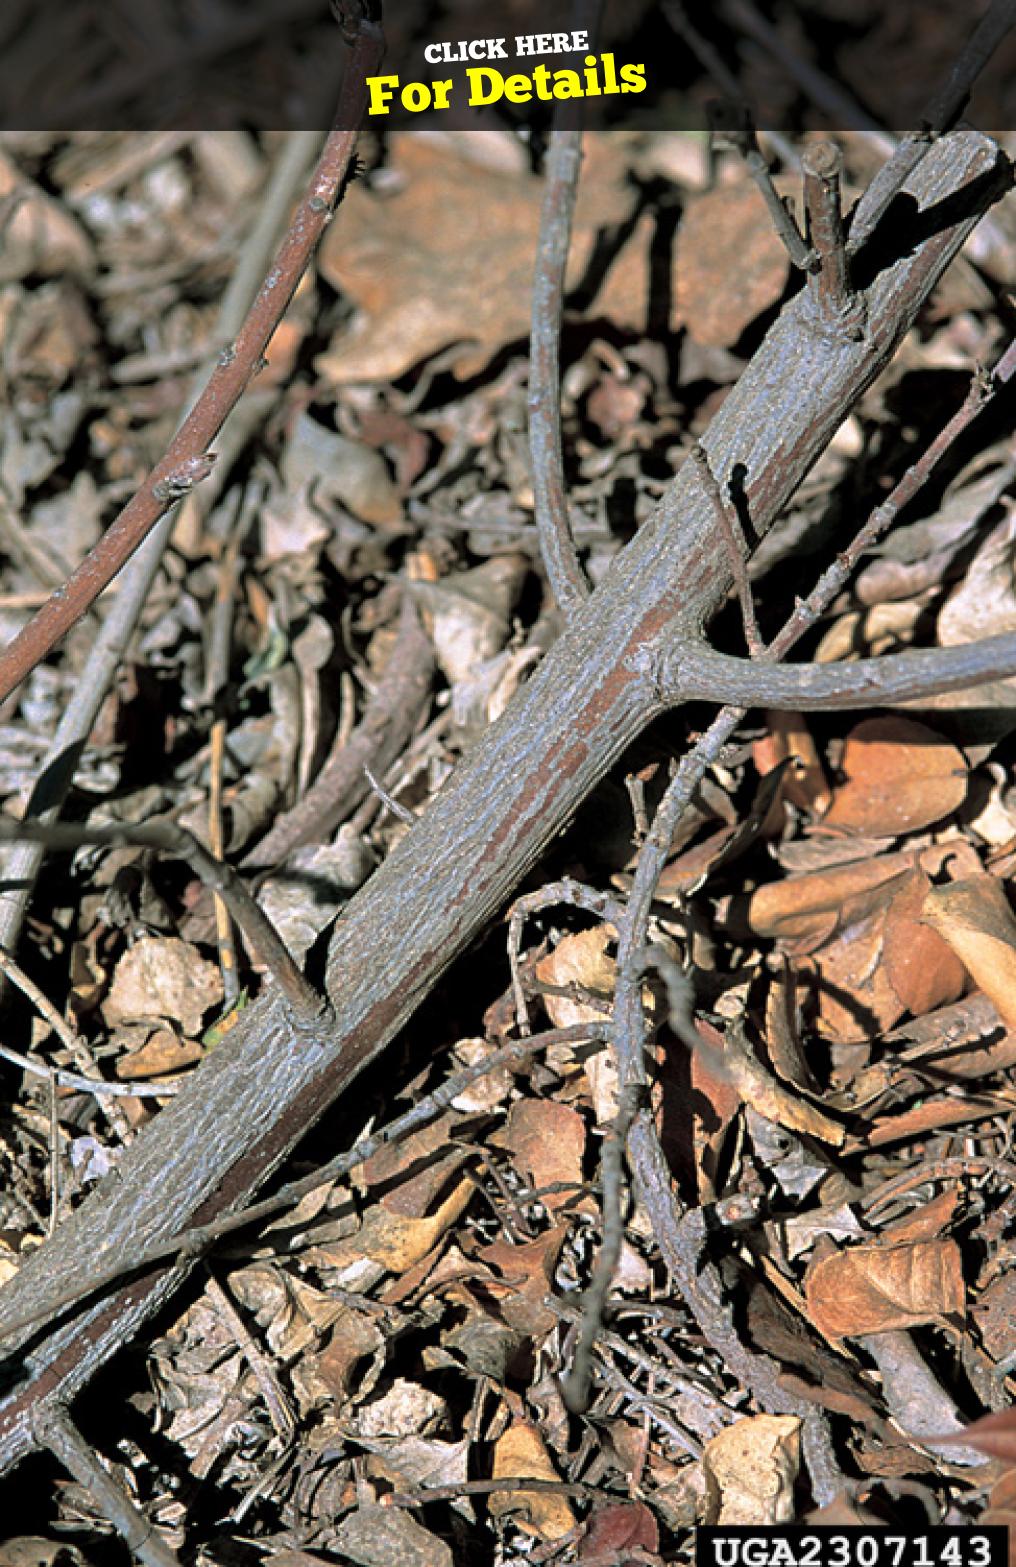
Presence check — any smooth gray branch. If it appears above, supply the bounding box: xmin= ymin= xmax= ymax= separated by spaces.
xmin=662 ymin=634 xmax=1016 ymax=712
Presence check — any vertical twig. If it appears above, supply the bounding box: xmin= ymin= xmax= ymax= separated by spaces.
xmin=528 ymin=129 xmax=591 ymax=617
xmin=802 ymin=140 xmax=863 ymax=336
xmin=689 ymin=443 xmax=763 ymax=654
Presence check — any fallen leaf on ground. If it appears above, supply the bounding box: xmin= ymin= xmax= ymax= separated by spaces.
xmin=102 ymin=935 xmax=223 ymax=1036
xmin=921 ymin=875 xmax=1016 ymax=1030
xmin=806 ymin=1237 xmax=964 ymax=1338
xmin=702 ymin=1415 xmax=801 ymax=1524
xmin=318 ymin=136 xmax=636 ymax=383
xmin=489 ymin=1421 xmax=576 ymax=1541
xmin=498 ymin=1098 xmax=586 ymax=1212
xmin=675 ymin=179 xmax=790 ymax=346
xmin=823 ymin=716 xmax=968 ymax=835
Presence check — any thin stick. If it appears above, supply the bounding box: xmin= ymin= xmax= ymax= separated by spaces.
xmin=0 ymin=1022 xmax=609 ymax=1341
xmin=0 ymin=129 xmax=326 ymax=965
xmin=802 ymin=140 xmax=862 ymax=336
xmin=689 ymin=443 xmax=763 ymax=655
xmin=528 ymin=130 xmax=591 ymax=617
xmin=32 ymin=1404 xmax=182 ymax=1567
xmin=0 ymin=20 xmax=383 ymax=706
xmin=0 ymin=819 xmax=324 ymax=1020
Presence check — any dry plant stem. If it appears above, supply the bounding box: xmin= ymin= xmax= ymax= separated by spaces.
xmin=0 ymin=22 xmax=383 ymax=708
xmin=529 ymin=129 xmax=591 ymax=616
xmin=242 ymin=595 xmax=434 ymax=867
xmin=689 ymin=443 xmax=763 ymax=654
xmin=0 ymin=819 xmax=322 ymax=1019
xmin=32 ymin=1404 xmax=181 ymax=1567
xmin=0 ymin=130 xmax=324 ymax=964
xmin=508 ymin=876 xmax=625 ymax=1032
xmin=0 ymin=132 xmax=1003 ymax=1480
xmin=802 ymin=141 xmax=859 ymax=330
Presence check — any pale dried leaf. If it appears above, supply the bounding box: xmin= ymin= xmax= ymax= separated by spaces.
xmin=702 ymin=1415 xmax=801 ymax=1524
xmin=490 ymin=1421 xmax=576 ymax=1541
xmin=102 ymin=935 xmax=223 ymax=1036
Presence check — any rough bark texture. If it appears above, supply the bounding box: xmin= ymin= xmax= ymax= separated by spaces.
xmin=0 ymin=130 xmax=1006 ymax=1478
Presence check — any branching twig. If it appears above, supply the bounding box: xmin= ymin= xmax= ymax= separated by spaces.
xmin=0 ymin=130 xmax=1001 ymax=1487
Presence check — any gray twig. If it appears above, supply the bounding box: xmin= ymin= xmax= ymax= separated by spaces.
xmin=32 ymin=1403 xmax=182 ymax=1567
xmin=529 ymin=129 xmax=591 ymax=617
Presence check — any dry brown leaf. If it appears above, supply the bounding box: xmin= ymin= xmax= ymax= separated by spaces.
xmin=102 ymin=935 xmax=223 ymax=1036
xmin=448 ymin=1036 xmax=513 ymax=1114
xmin=881 ymin=868 xmax=968 ymax=1016
xmin=115 ymin=1026 xmax=203 ymax=1079
xmin=799 ymin=907 xmax=906 ymax=1044
xmin=973 ymin=1268 xmax=1016 ymax=1365
xmin=823 ymin=716 xmax=968 ymax=834
xmin=754 ymin=710 xmax=832 ymax=817
xmin=489 ymin=1421 xmax=576 ymax=1541
xmin=805 ymin=1237 xmax=964 ymax=1338
xmin=310 ymin=1304 xmax=386 ymax=1405
xmin=675 ymin=179 xmax=790 ymax=346
xmin=534 ymin=924 xmax=616 ymax=1028
xmin=318 ymin=136 xmax=636 ymax=383
xmin=881 ymin=1188 xmax=959 ymax=1247
xmin=499 ymin=1098 xmax=586 ymax=1212
xmin=0 ymin=151 xmax=93 ymax=283
xmin=724 ymin=1027 xmax=846 ymax=1146
xmin=477 ymin=1227 xmax=569 ymax=1339
xmin=305 ymin=1176 xmax=474 ymax=1283
xmin=864 ymin=1093 xmax=1001 ymax=1147
xmin=580 ymin=1502 xmax=659 ymax=1559
xmin=691 ymin=1018 xmax=743 ymax=1203
xmin=411 ymin=555 xmax=526 ymax=687
xmin=922 ymin=875 xmax=1016 ymax=1030
xmin=333 ymin=1505 xmax=453 ymax=1567
xmin=702 ymin=1415 xmax=801 ymax=1524
xmin=747 ymin=852 xmax=914 ymax=944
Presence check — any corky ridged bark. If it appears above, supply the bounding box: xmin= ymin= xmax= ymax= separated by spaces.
xmin=0 ymin=131 xmax=1007 ymax=1478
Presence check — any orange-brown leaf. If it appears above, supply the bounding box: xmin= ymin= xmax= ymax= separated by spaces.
xmin=823 ymin=716 xmax=967 ymax=835
xmin=805 ymin=1238 xmax=964 ymax=1338
xmin=921 ymin=875 xmax=1016 ymax=1031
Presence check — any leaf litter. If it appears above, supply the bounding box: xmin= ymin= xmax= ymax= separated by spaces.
xmin=0 ymin=116 xmax=1013 ymax=1562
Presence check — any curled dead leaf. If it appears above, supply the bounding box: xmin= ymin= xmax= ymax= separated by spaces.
xmin=805 ymin=1237 xmax=964 ymax=1339
xmin=921 ymin=875 xmax=1016 ymax=1031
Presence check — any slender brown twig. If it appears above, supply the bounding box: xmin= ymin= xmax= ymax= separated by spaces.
xmin=528 ymin=129 xmax=591 ymax=617
xmin=0 ymin=20 xmax=383 ymax=707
